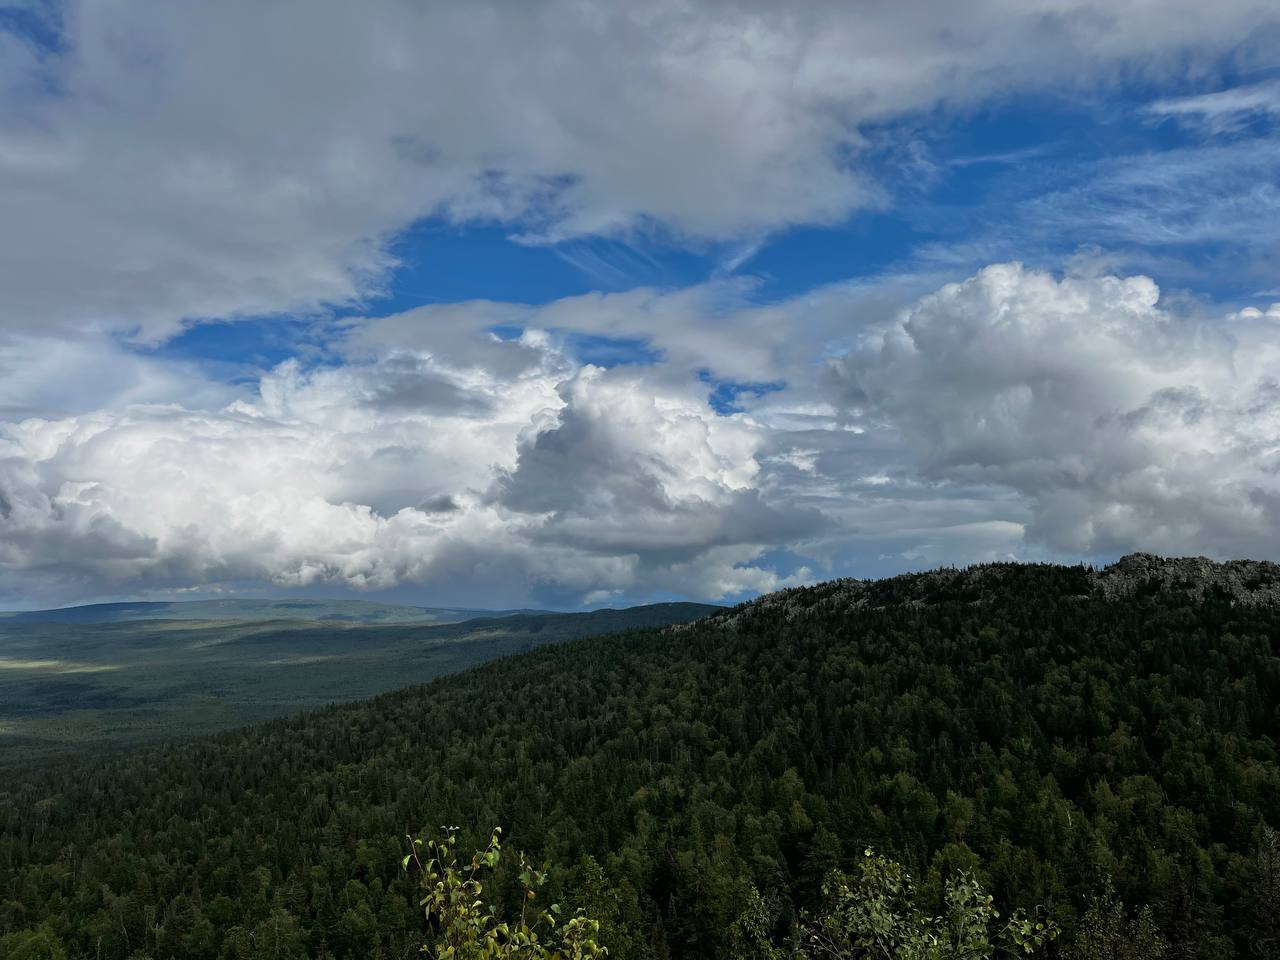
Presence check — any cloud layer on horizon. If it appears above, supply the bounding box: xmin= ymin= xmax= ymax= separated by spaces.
xmin=3 ymin=265 xmax=1279 ymax=605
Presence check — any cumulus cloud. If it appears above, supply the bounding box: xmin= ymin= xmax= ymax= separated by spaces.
xmin=831 ymin=263 xmax=1280 ymax=558
xmin=3 ymin=0 xmax=1278 ymax=338
xmin=495 ymin=366 xmax=822 ymax=555
xmin=4 ymin=263 xmax=1280 ymax=605
xmin=0 ymin=328 xmax=817 ymax=605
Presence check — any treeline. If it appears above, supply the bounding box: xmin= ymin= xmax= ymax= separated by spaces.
xmin=1 ymin=562 xmax=1278 ymax=958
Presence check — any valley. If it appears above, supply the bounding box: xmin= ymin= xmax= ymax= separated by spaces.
xmin=0 ymin=602 xmax=719 ymax=766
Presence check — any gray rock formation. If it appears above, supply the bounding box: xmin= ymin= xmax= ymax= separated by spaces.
xmin=1091 ymin=552 xmax=1280 ymax=606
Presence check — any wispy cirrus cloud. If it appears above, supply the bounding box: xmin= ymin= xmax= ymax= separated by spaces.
xmin=888 ymin=131 xmax=1280 ymax=297
xmin=1147 ymin=78 xmax=1280 ymax=133
xmin=1024 ymin=138 xmax=1280 ymax=248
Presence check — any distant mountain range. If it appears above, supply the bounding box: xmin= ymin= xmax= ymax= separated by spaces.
xmin=0 ymin=596 xmax=547 ymax=625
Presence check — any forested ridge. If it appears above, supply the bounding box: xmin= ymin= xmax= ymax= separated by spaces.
xmin=2 ymin=558 xmax=1279 ymax=958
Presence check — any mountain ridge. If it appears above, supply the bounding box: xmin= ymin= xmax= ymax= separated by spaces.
xmin=691 ymin=552 xmax=1280 ymax=633
xmin=0 ymin=596 xmax=546 ymax=625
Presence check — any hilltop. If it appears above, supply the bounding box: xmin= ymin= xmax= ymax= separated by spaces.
xmin=700 ymin=552 xmax=1280 ymax=629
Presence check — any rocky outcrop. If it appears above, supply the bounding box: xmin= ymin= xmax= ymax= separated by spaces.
xmin=1090 ymin=552 xmax=1280 ymax=606
xmin=679 ymin=553 xmax=1280 ymax=633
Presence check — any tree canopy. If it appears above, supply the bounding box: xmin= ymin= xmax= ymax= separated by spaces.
xmin=1 ymin=561 xmax=1277 ymax=958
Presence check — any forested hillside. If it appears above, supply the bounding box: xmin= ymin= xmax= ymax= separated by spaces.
xmin=2 ymin=558 xmax=1278 ymax=958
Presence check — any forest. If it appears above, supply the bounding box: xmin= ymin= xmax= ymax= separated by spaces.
xmin=1 ymin=559 xmax=1278 ymax=958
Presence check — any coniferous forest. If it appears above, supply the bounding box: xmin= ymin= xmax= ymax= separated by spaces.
xmin=2 ymin=559 xmax=1279 ymax=959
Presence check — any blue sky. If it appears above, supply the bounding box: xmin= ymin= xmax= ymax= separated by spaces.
xmin=2 ymin=1 xmax=1280 ymax=609
xmin=158 ymin=80 xmax=1280 ymax=376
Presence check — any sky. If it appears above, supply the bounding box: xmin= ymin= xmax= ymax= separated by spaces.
xmin=2 ymin=0 xmax=1280 ymax=610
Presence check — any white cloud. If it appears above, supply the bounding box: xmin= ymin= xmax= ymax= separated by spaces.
xmin=1147 ymin=79 xmax=1280 ymax=133
xmin=0 ymin=334 xmax=240 ymax=420
xmin=0 ymin=328 xmax=818 ymax=605
xmin=831 ymin=263 xmax=1280 ymax=558
xmin=3 ymin=0 xmax=1278 ymax=338
xmin=354 ymin=272 xmax=939 ymax=393
xmin=4 ymin=263 xmax=1280 ymax=604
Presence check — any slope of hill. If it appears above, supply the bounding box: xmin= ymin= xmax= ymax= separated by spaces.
xmin=0 ymin=597 xmax=540 ymax=625
xmin=1 ymin=557 xmax=1277 ymax=959
xmin=0 ymin=602 xmax=720 ymax=766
